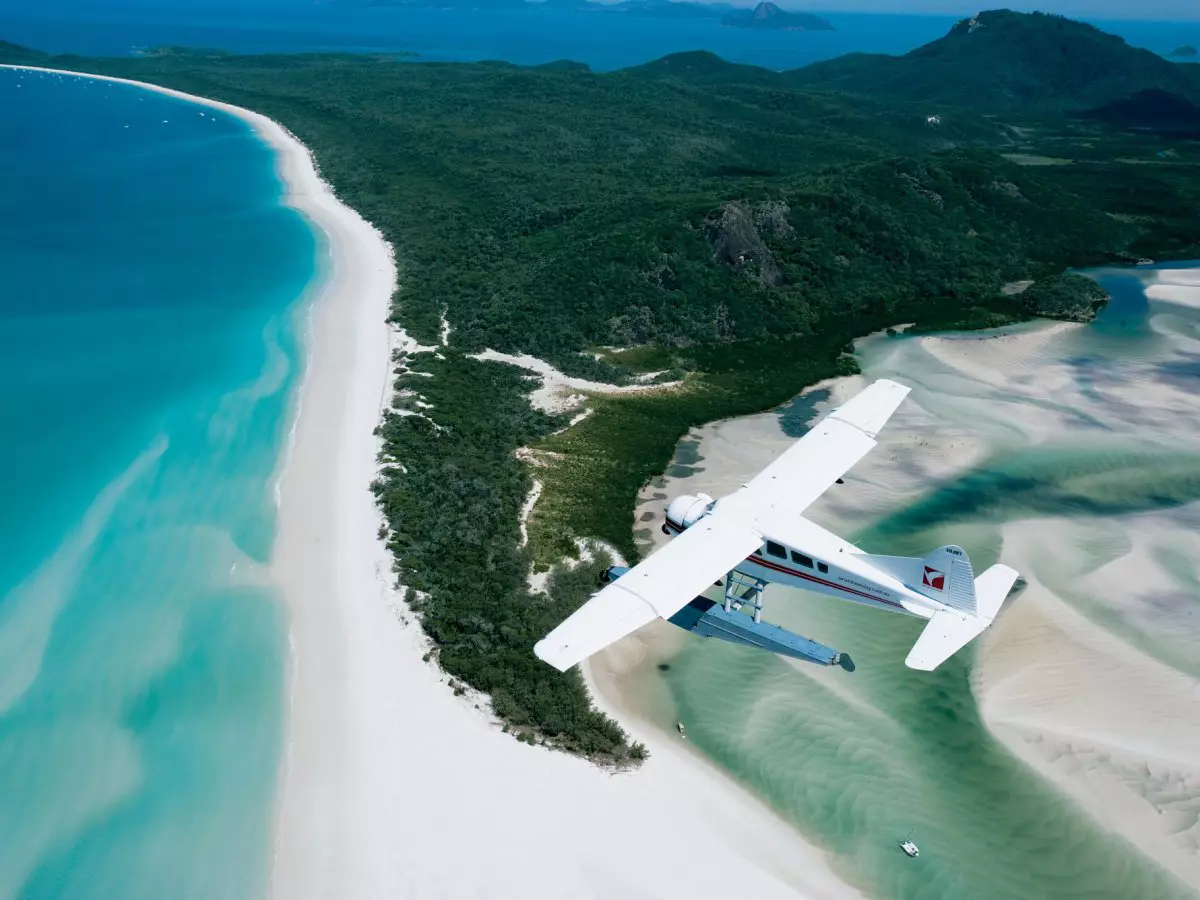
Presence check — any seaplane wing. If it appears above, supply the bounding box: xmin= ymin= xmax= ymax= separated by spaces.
xmin=534 ymin=379 xmax=914 ymax=673
xmin=744 ymin=379 xmax=911 ymax=517
xmin=533 ymin=515 xmax=763 ymax=672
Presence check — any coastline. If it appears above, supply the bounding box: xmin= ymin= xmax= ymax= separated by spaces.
xmin=4 ymin=65 xmax=864 ymax=899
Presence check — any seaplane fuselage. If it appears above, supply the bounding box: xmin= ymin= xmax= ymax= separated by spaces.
xmin=664 ymin=492 xmax=943 ymax=621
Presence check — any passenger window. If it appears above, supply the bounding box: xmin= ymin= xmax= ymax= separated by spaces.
xmin=766 ymin=541 xmax=787 ymax=559
xmin=790 ymin=551 xmax=813 ymax=568
xmin=817 ymin=562 xmax=829 ymax=574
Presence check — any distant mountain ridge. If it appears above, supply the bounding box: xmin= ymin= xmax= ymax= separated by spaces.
xmin=788 ymin=9 xmax=1200 ymax=110
xmin=5 ymin=8 xmax=1194 ymax=120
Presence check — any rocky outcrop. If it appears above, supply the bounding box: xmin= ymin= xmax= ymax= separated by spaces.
xmin=899 ymin=172 xmax=944 ymax=207
xmin=705 ymin=200 xmax=789 ymax=287
xmin=991 ymin=179 xmax=1027 ymax=202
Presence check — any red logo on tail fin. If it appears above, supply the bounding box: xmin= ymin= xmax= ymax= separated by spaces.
xmin=922 ymin=566 xmax=945 ymax=591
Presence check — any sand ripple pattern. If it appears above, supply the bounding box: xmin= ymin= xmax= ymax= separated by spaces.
xmin=640 ymin=266 xmax=1200 ymax=900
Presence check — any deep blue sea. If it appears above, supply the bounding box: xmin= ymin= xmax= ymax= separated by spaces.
xmin=0 ymin=68 xmax=315 ymax=898
xmin=0 ymin=3 xmax=1197 ymax=71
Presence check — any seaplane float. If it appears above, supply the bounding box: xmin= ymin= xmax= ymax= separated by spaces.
xmin=534 ymin=379 xmax=1020 ymax=674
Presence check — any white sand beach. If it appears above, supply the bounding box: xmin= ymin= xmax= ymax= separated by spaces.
xmin=1145 ymin=268 xmax=1200 ymax=309
xmin=3 ymin=66 xmax=863 ymax=899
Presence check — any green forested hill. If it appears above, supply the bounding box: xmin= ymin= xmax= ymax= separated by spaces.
xmin=790 ymin=9 xmax=1200 ymax=111
xmin=0 ymin=40 xmax=47 ymax=63
xmin=4 ymin=19 xmax=1198 ymax=758
xmin=5 ymin=38 xmax=1189 ymax=370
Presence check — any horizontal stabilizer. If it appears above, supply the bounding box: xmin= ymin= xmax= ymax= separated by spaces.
xmin=905 ymin=610 xmax=989 ymax=671
xmin=974 ymin=563 xmax=1019 ymax=620
xmin=904 ymin=563 xmax=1019 ymax=671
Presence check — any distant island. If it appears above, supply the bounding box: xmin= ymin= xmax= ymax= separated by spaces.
xmin=721 ymin=2 xmax=832 ymax=30
xmin=615 ymin=0 xmax=740 ymax=18
xmin=335 ymin=0 xmax=834 ymax=28
xmin=1170 ymin=44 xmax=1197 ymax=59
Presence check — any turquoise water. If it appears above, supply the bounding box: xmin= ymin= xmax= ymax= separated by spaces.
xmin=645 ymin=267 xmax=1200 ymax=899
xmin=0 ymin=69 xmax=316 ymax=897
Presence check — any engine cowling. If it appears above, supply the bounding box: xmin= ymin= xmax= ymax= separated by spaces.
xmin=664 ymin=493 xmax=714 ymax=532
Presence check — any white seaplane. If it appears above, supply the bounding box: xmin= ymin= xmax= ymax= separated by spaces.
xmin=535 ymin=378 xmax=1019 ymax=673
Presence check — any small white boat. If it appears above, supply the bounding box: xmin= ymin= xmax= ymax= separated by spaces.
xmin=676 ymin=721 xmax=686 ymax=739
xmin=899 ymin=830 xmax=920 ymax=858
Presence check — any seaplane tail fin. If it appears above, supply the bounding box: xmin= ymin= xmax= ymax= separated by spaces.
xmin=911 ymin=545 xmax=976 ymax=614
xmin=866 ymin=545 xmax=977 ymax=612
xmin=904 ymin=563 xmax=1019 ymax=671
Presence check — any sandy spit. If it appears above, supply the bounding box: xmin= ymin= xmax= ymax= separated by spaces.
xmin=472 ymin=348 xmax=679 ymax=414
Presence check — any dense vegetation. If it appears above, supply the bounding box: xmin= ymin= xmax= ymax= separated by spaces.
xmin=792 ymin=9 xmax=1200 ymax=111
xmin=1085 ymin=89 xmax=1200 ymax=136
xmin=6 ymin=10 xmax=1199 ymax=759
xmin=372 ymin=353 xmax=636 ymax=756
xmin=1015 ymin=273 xmax=1110 ymax=322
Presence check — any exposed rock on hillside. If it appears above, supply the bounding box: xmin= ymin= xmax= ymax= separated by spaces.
xmin=705 ymin=200 xmax=788 ymax=287
xmin=899 ymin=172 xmax=945 ymax=206
xmin=991 ymin=179 xmax=1027 ymax=201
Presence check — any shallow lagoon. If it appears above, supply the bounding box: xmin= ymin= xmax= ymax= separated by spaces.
xmin=642 ymin=266 xmax=1200 ymax=899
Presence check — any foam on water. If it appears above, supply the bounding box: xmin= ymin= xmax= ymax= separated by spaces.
xmin=0 ymin=69 xmax=317 ymax=897
xmin=634 ymin=266 xmax=1200 ymax=899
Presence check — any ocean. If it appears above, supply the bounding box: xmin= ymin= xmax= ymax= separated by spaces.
xmin=0 ymin=68 xmax=316 ymax=898
xmin=0 ymin=4 xmax=1198 ymax=71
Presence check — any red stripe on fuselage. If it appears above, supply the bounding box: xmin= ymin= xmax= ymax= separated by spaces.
xmin=663 ymin=519 xmax=904 ymax=610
